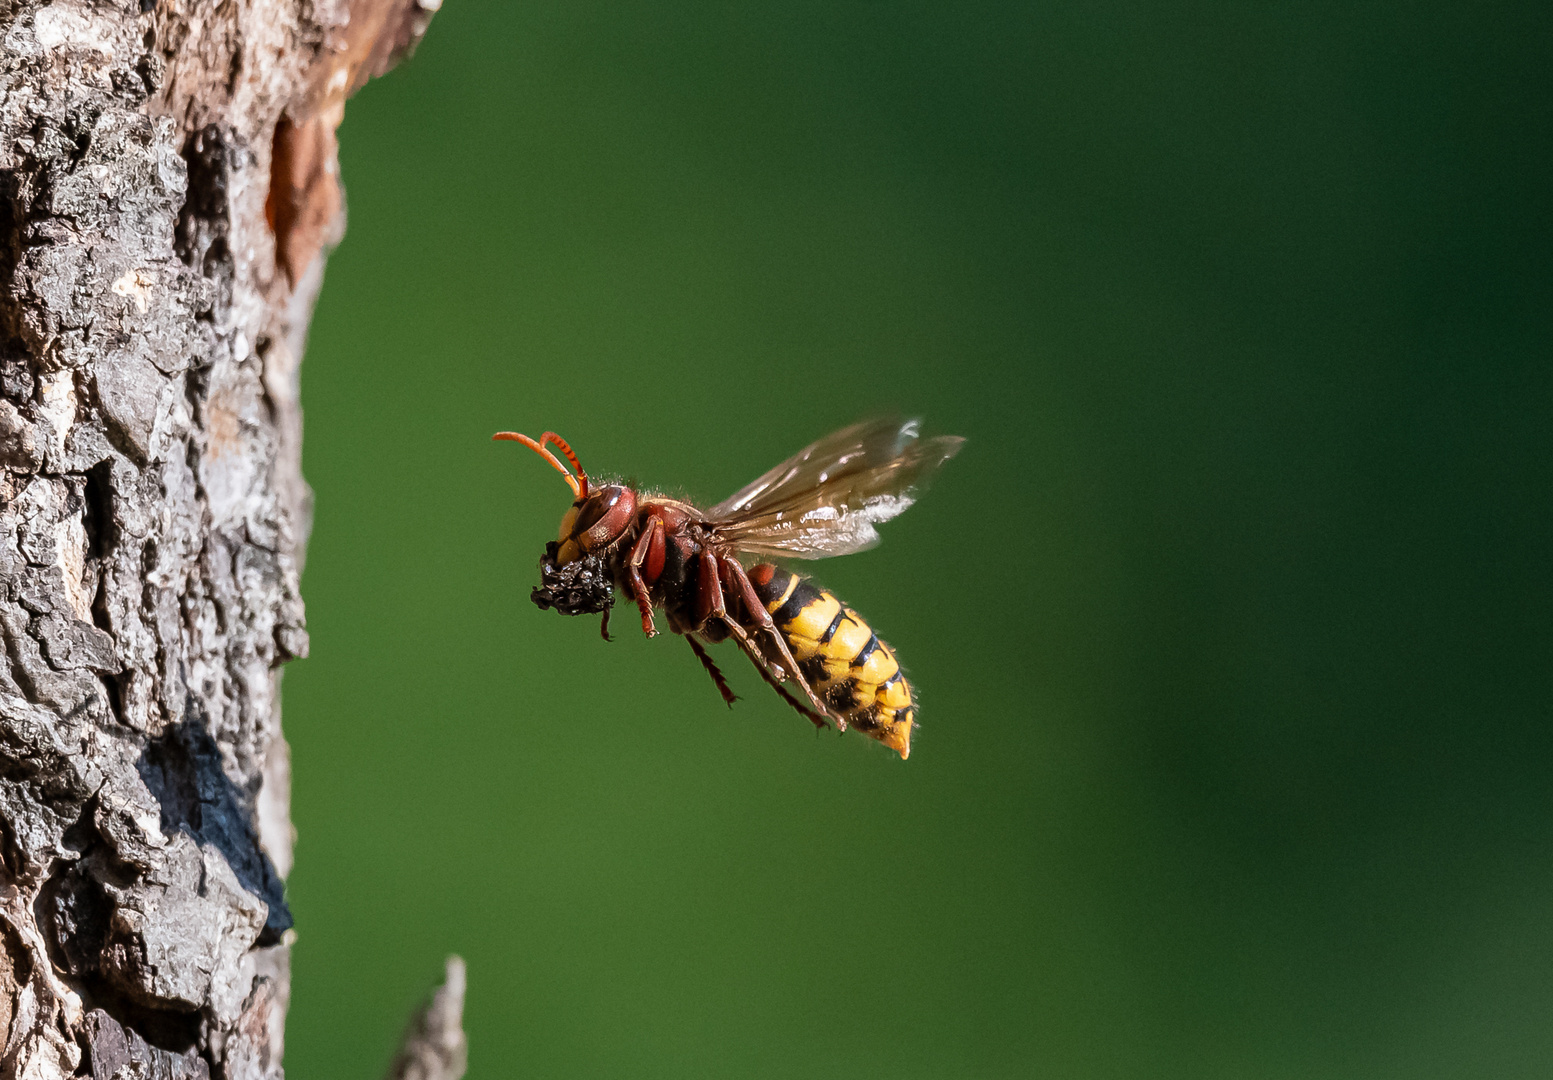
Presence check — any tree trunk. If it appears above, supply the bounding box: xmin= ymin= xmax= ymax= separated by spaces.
xmin=0 ymin=1 xmax=445 ymax=1077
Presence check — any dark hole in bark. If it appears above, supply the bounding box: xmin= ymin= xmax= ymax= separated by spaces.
xmin=83 ymin=459 xmax=115 ymax=560
xmin=0 ymin=921 xmax=32 ymax=984
xmin=0 ymin=810 xmax=22 ymax=884
xmin=201 ymin=233 xmax=230 ymax=284
xmin=89 ymin=534 xmax=128 ymax=726
xmin=183 ymin=358 xmax=210 ymax=413
xmin=226 ymin=40 xmax=243 ymax=95
xmin=64 ymin=116 xmax=92 ymax=167
xmin=136 ymin=714 xmax=292 ymax=943
xmin=0 ymin=172 xmax=21 ymax=352
xmin=96 ymin=670 xmax=127 ymax=729
xmin=37 ymin=859 xmax=111 ymax=977
xmin=174 ymin=126 xmax=229 ymax=257
xmin=175 ymin=126 xmax=234 ymax=317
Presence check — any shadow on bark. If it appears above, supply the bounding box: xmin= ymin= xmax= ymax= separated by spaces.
xmin=137 ymin=713 xmax=292 ymax=942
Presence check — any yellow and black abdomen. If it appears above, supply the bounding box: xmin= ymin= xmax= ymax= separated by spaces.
xmin=748 ymin=564 xmax=916 ymax=759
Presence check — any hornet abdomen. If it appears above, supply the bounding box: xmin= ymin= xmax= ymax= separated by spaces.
xmin=749 ymin=564 xmax=916 ymax=758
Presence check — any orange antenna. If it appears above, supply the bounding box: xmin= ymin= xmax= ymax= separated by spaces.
xmin=493 ymin=430 xmax=589 ymax=499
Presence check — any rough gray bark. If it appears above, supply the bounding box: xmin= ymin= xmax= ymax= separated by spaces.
xmin=385 ymin=957 xmax=466 ymax=1080
xmin=0 ymin=1 xmax=446 ymax=1077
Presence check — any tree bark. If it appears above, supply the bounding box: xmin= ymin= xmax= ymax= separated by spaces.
xmin=0 ymin=1 xmax=441 ymax=1077
xmin=385 ymin=957 xmax=466 ymax=1080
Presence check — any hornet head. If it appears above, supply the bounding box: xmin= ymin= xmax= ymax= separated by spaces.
xmin=493 ymin=430 xmax=635 ymax=616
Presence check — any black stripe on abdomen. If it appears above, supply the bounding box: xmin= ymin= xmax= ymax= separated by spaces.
xmin=773 ymin=579 xmax=825 ymax=627
xmin=819 ymin=608 xmax=846 ymax=644
xmin=850 ymin=632 xmax=881 ymax=669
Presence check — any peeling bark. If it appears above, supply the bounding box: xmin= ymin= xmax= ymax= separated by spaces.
xmin=0 ymin=1 xmax=446 ymax=1077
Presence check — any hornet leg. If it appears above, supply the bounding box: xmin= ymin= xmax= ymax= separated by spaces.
xmin=687 ymin=636 xmax=738 ymax=708
xmin=740 ymin=649 xmax=830 ymax=730
xmin=698 ymin=550 xmax=831 ymax=731
xmin=626 ymin=516 xmax=665 ymax=637
xmin=720 ymin=555 xmax=843 ymax=730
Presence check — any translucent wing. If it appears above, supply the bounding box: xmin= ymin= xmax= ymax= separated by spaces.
xmin=707 ymin=417 xmax=964 ymax=560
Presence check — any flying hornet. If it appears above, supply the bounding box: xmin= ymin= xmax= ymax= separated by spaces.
xmin=495 ymin=418 xmax=963 ymax=759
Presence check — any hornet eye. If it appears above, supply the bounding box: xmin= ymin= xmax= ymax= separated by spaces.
xmin=575 ymin=486 xmax=637 ymax=550
xmin=572 ymin=491 xmax=616 ymax=535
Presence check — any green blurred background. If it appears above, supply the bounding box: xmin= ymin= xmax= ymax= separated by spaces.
xmin=281 ymin=2 xmax=1551 ymax=1077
